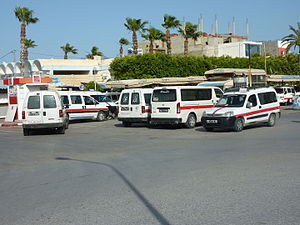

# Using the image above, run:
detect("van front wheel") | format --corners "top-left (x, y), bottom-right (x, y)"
top-left (185, 114), bottom-right (196, 128)
top-left (233, 117), bottom-right (244, 132)
top-left (96, 111), bottom-right (106, 121)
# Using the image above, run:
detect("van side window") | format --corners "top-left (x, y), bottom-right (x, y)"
top-left (247, 94), bottom-right (257, 107)
top-left (181, 89), bottom-right (212, 101)
top-left (61, 96), bottom-right (69, 105)
top-left (131, 93), bottom-right (140, 105)
top-left (258, 92), bottom-right (277, 105)
top-left (84, 96), bottom-right (95, 105)
top-left (214, 89), bottom-right (223, 98)
top-left (121, 93), bottom-right (129, 105)
top-left (28, 96), bottom-right (40, 109)
top-left (43, 95), bottom-right (57, 108)
top-left (144, 94), bottom-right (151, 105)
top-left (71, 95), bottom-right (82, 104)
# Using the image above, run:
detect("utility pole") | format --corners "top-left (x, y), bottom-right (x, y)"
top-left (248, 44), bottom-right (252, 87)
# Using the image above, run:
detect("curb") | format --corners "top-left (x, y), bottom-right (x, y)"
top-left (0, 122), bottom-right (22, 127)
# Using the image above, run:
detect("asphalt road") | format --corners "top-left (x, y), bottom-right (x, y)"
top-left (0, 108), bottom-right (300, 225)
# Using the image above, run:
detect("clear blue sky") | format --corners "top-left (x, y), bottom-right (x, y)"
top-left (0, 0), bottom-right (299, 62)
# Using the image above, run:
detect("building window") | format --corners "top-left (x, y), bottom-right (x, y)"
top-left (245, 44), bottom-right (261, 56)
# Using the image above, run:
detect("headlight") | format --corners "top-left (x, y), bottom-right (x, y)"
top-left (221, 111), bottom-right (234, 117)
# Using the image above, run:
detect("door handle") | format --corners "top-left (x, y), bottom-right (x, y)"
top-left (130, 107), bottom-right (132, 111)
top-left (43, 112), bottom-right (46, 116)
top-left (259, 106), bottom-right (262, 109)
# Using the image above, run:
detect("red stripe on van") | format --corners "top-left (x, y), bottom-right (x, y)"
top-left (234, 106), bottom-right (280, 118)
top-left (65, 108), bottom-right (108, 113)
top-left (180, 105), bottom-right (214, 110)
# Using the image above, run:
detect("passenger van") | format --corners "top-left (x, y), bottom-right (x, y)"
top-left (22, 91), bottom-right (68, 136)
top-left (201, 87), bottom-right (280, 132)
top-left (274, 86), bottom-right (295, 105)
top-left (151, 86), bottom-right (223, 128)
top-left (118, 88), bottom-right (152, 126)
top-left (83, 91), bottom-right (118, 118)
top-left (58, 91), bottom-right (108, 121)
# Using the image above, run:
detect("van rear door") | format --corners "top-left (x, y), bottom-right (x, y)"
top-left (42, 93), bottom-right (60, 123)
top-left (26, 93), bottom-right (43, 124)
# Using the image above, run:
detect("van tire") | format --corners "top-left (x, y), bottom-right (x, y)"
top-left (65, 114), bottom-right (69, 129)
top-left (267, 113), bottom-right (276, 127)
top-left (23, 128), bottom-right (30, 136)
top-left (185, 113), bottom-right (196, 128)
top-left (96, 111), bottom-right (106, 121)
top-left (57, 126), bottom-right (65, 134)
top-left (122, 121), bottom-right (131, 127)
top-left (233, 117), bottom-right (244, 132)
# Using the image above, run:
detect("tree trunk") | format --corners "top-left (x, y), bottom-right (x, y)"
top-left (133, 31), bottom-right (138, 55)
top-left (24, 48), bottom-right (28, 61)
top-left (166, 29), bottom-right (171, 55)
top-left (120, 46), bottom-right (123, 57)
top-left (184, 38), bottom-right (189, 55)
top-left (149, 40), bottom-right (154, 53)
top-left (20, 23), bottom-right (26, 76)
top-left (64, 52), bottom-right (68, 59)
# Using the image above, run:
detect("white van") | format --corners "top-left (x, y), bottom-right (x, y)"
top-left (274, 86), bottom-right (295, 105)
top-left (58, 91), bottom-right (109, 121)
top-left (22, 91), bottom-right (68, 136)
top-left (151, 86), bottom-right (223, 128)
top-left (201, 87), bottom-right (280, 132)
top-left (83, 91), bottom-right (118, 118)
top-left (118, 88), bottom-right (153, 126)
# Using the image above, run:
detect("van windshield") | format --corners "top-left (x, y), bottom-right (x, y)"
top-left (216, 94), bottom-right (246, 107)
top-left (152, 89), bottom-right (176, 102)
top-left (91, 95), bottom-right (113, 102)
top-left (275, 88), bottom-right (283, 94)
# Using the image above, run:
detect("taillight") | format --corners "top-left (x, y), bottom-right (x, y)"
top-left (59, 109), bottom-right (64, 118)
top-left (176, 103), bottom-right (181, 114)
top-left (141, 106), bottom-right (145, 113)
top-left (22, 111), bottom-right (25, 119)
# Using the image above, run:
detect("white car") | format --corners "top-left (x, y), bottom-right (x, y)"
top-left (202, 87), bottom-right (280, 132)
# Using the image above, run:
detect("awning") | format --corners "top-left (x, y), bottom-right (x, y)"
top-left (267, 75), bottom-right (300, 82)
top-left (198, 80), bottom-right (234, 89)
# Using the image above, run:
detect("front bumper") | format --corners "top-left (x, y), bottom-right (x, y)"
top-left (23, 122), bottom-right (65, 129)
top-left (201, 116), bottom-right (237, 129)
top-left (150, 118), bottom-right (182, 125)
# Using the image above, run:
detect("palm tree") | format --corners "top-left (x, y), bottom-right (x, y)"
top-left (124, 18), bottom-right (148, 54)
top-left (24, 39), bottom-right (37, 61)
top-left (142, 27), bottom-right (164, 53)
top-left (178, 22), bottom-right (201, 55)
top-left (86, 46), bottom-right (103, 59)
top-left (14, 7), bottom-right (39, 74)
top-left (119, 38), bottom-right (130, 57)
top-left (60, 43), bottom-right (78, 59)
top-left (162, 14), bottom-right (180, 55)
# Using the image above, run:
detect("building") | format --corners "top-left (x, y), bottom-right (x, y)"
top-left (0, 58), bottom-right (114, 87)
top-left (262, 41), bottom-right (288, 56)
top-left (139, 33), bottom-right (262, 58)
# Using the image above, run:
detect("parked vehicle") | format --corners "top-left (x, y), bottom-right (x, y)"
top-left (201, 87), bottom-right (280, 132)
top-left (150, 86), bottom-right (223, 128)
top-left (83, 91), bottom-right (118, 118)
top-left (274, 86), bottom-right (295, 105)
top-left (58, 91), bottom-right (108, 121)
top-left (294, 86), bottom-right (300, 96)
top-left (105, 92), bottom-right (120, 103)
top-left (22, 91), bottom-right (68, 136)
top-left (118, 88), bottom-right (152, 126)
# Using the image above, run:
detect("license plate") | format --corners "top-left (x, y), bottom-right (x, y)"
top-left (29, 111), bottom-right (40, 116)
top-left (159, 109), bottom-right (168, 112)
top-left (206, 119), bottom-right (218, 124)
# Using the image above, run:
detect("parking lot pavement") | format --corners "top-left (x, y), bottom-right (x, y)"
top-left (0, 107), bottom-right (300, 225)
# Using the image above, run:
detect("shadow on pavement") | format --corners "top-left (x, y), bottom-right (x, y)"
top-left (55, 157), bottom-right (172, 225)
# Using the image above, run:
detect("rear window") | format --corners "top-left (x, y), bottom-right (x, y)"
top-left (71, 95), bottom-right (82, 104)
top-left (91, 95), bottom-right (113, 102)
top-left (120, 93), bottom-right (129, 105)
top-left (28, 95), bottom-right (40, 109)
top-left (258, 92), bottom-right (277, 105)
top-left (43, 95), bottom-right (57, 108)
top-left (144, 93), bottom-right (151, 105)
top-left (131, 93), bottom-right (140, 105)
top-left (152, 89), bottom-right (177, 102)
top-left (181, 89), bottom-right (212, 101)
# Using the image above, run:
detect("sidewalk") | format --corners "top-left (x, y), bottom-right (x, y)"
top-left (0, 118), bottom-right (22, 127)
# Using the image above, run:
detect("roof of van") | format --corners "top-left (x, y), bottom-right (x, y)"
top-left (224, 86), bottom-right (275, 94)
top-left (153, 86), bottom-right (218, 89)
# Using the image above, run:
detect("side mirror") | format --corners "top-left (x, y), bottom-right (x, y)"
top-left (246, 102), bottom-right (253, 108)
